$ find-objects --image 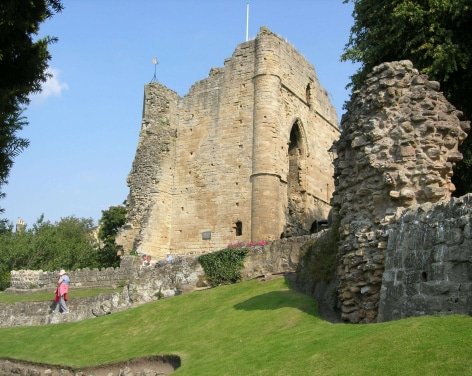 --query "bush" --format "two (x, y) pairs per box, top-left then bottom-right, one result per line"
(198, 248), (248, 287)
(0, 268), (10, 291)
